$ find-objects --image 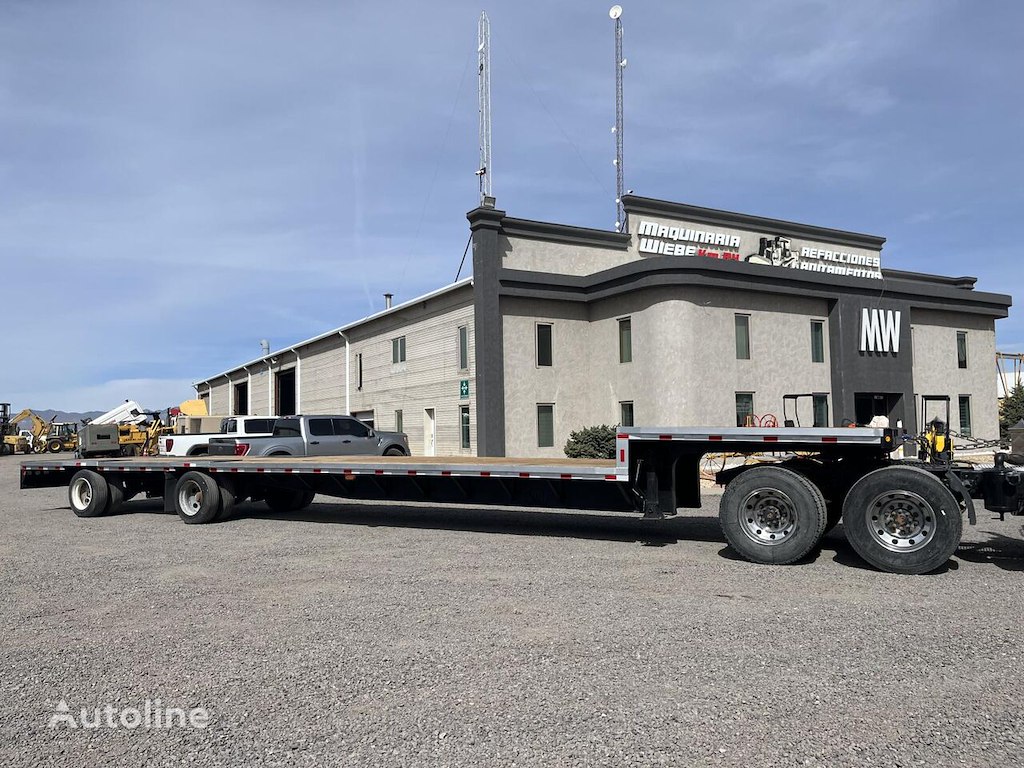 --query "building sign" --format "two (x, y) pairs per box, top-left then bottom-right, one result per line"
(860, 308), (901, 354)
(459, 379), (470, 399)
(635, 220), (883, 281)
